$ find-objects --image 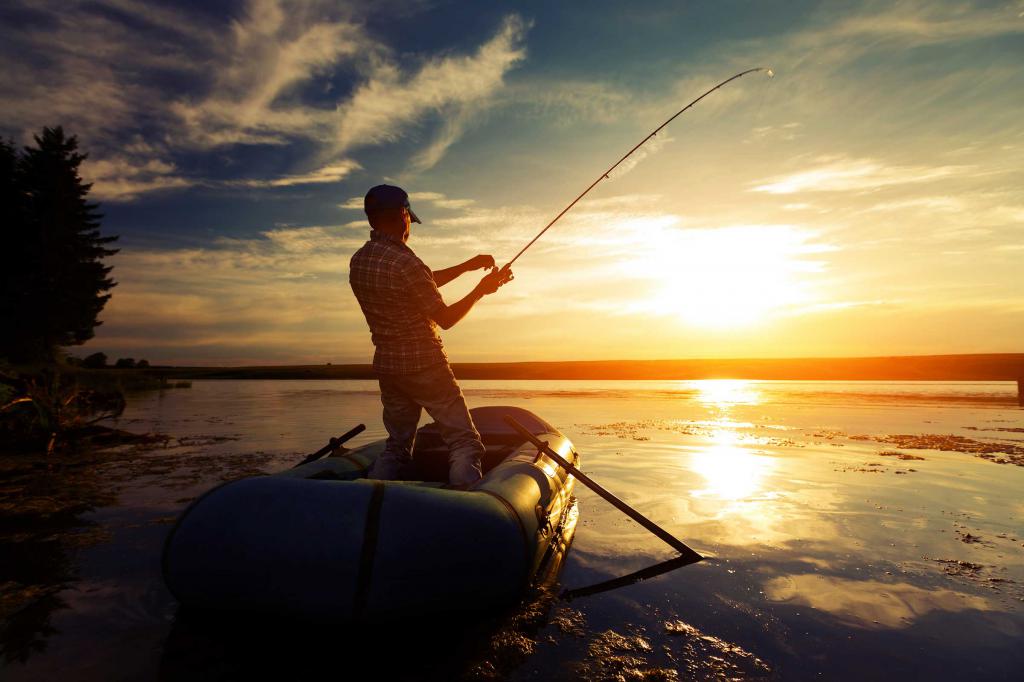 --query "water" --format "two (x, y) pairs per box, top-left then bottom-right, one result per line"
(1, 380), (1022, 680)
